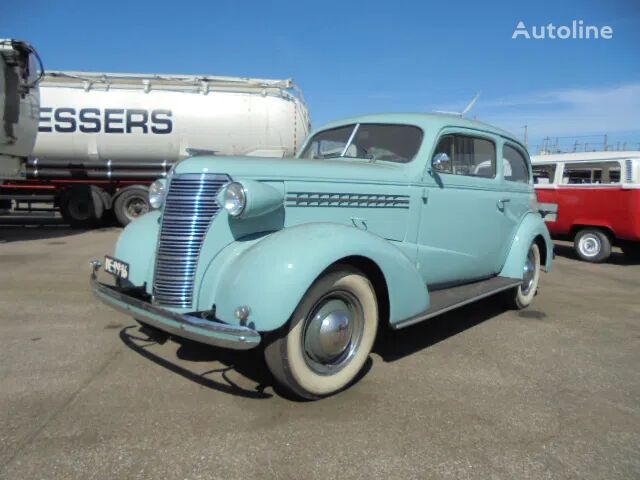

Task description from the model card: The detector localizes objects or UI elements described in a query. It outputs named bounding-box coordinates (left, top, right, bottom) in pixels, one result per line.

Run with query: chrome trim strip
left=341, top=123, right=360, bottom=157
left=90, top=262, right=260, bottom=350
left=286, top=192, right=410, bottom=209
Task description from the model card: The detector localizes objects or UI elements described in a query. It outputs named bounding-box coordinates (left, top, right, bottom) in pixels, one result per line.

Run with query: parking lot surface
left=1, top=219, right=639, bottom=479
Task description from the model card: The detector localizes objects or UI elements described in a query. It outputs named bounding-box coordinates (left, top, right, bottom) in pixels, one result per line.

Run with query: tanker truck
left=0, top=70, right=310, bottom=226
left=0, top=39, right=42, bottom=183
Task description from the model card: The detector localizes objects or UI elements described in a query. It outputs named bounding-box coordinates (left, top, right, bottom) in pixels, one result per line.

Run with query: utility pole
left=523, top=125, right=528, bottom=147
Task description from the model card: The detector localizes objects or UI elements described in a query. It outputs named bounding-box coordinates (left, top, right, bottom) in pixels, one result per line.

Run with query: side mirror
left=431, top=152, right=450, bottom=171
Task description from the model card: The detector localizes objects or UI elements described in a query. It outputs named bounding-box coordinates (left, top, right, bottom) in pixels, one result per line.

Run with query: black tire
left=59, top=186, right=105, bottom=228
left=573, top=228, right=611, bottom=263
left=621, top=242, right=640, bottom=260
left=503, top=242, right=541, bottom=310
left=264, top=267, right=378, bottom=400
left=113, top=186, right=150, bottom=226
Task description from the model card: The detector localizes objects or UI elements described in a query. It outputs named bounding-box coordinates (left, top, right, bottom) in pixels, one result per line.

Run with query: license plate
left=104, top=256, right=130, bottom=280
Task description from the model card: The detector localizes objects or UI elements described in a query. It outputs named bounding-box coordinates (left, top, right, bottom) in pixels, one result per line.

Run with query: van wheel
left=503, top=242, right=541, bottom=310
left=264, top=267, right=378, bottom=400
left=114, top=186, right=149, bottom=226
left=574, top=228, right=611, bottom=263
left=59, top=186, right=105, bottom=228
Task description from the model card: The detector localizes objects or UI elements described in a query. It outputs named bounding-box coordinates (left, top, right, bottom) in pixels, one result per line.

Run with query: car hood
left=173, top=155, right=415, bottom=184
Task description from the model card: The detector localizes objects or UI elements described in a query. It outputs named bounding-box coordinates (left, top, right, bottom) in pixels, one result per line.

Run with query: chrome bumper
left=90, top=260, right=260, bottom=350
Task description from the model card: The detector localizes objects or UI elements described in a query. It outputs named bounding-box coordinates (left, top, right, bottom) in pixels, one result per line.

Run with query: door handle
left=497, top=198, right=511, bottom=210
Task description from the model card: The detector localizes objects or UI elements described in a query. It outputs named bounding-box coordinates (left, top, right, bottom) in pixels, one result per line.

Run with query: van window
left=503, top=145, right=530, bottom=183
left=533, top=164, right=557, bottom=184
left=432, top=135, right=496, bottom=178
left=562, top=161, right=622, bottom=185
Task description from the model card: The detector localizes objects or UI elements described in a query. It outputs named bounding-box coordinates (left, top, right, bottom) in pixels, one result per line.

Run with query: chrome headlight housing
left=223, top=182, right=247, bottom=217
left=148, top=179, right=166, bottom=209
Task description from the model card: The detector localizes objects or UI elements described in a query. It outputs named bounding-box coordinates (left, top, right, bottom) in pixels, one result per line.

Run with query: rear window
left=300, top=123, right=423, bottom=163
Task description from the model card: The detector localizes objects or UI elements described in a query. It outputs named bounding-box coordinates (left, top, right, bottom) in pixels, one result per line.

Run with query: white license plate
left=104, top=256, right=130, bottom=280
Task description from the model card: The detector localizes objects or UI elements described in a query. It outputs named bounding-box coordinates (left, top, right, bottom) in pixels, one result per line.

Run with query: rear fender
left=500, top=213, right=554, bottom=278
left=197, top=222, right=428, bottom=331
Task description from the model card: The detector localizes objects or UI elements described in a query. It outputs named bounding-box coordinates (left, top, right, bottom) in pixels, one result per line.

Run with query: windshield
left=299, top=123, right=423, bottom=163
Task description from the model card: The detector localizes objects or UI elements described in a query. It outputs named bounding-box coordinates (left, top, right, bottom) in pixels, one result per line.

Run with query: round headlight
left=148, top=179, right=166, bottom=209
left=224, top=182, right=246, bottom=217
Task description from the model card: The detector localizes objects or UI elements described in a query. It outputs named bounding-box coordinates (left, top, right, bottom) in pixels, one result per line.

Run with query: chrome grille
left=153, top=173, right=230, bottom=308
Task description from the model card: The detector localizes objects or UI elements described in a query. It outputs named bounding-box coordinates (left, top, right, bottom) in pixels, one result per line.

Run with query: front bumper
left=90, top=260, right=261, bottom=350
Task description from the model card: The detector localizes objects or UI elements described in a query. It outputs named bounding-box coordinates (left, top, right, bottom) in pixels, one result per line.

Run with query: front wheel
left=264, top=267, right=378, bottom=400
left=503, top=242, right=541, bottom=310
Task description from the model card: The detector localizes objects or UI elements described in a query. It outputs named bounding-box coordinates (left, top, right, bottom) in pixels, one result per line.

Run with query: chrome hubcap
left=521, top=247, right=537, bottom=295
left=579, top=235, right=600, bottom=257
left=302, top=292, right=363, bottom=375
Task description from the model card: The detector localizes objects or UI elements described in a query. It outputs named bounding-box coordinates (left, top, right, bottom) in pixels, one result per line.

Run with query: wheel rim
left=301, top=290, right=364, bottom=375
left=579, top=234, right=601, bottom=258
left=521, top=246, right=538, bottom=295
left=124, top=195, right=149, bottom=221
left=69, top=199, right=90, bottom=220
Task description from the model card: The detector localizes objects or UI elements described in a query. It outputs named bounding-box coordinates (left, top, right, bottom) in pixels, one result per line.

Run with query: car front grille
left=153, top=173, right=230, bottom=308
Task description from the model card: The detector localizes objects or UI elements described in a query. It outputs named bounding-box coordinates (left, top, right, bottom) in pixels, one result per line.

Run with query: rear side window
left=533, top=164, right=557, bottom=184
left=562, top=161, right=622, bottom=184
left=503, top=144, right=530, bottom=183
left=432, top=134, right=496, bottom=178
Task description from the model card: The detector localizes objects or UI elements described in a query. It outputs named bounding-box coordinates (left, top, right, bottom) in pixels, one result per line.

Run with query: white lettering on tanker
left=38, top=107, right=173, bottom=134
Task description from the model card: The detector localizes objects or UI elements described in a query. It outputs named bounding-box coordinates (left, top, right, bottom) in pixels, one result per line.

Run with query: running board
left=393, top=276, right=522, bottom=329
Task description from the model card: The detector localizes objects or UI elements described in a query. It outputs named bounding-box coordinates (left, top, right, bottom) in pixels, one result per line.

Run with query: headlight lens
left=224, top=182, right=246, bottom=217
left=148, top=179, right=166, bottom=209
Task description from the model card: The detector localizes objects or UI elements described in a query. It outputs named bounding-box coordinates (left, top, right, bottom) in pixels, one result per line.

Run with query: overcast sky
left=3, top=0, right=639, bottom=152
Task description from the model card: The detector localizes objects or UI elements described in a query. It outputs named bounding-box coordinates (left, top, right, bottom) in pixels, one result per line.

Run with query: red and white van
left=532, top=151, right=640, bottom=263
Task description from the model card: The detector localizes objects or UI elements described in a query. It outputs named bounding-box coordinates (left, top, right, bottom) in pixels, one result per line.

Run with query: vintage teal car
left=91, top=113, right=553, bottom=399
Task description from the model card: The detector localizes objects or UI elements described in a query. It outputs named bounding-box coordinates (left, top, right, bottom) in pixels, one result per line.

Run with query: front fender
left=114, top=210, right=160, bottom=290
left=500, top=213, right=554, bottom=279
left=198, top=222, right=428, bottom=331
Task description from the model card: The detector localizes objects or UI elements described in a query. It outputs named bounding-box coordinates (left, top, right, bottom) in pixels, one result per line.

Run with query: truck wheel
left=503, top=242, right=541, bottom=310
left=621, top=242, right=640, bottom=261
left=264, top=267, right=378, bottom=400
left=59, top=186, right=105, bottom=228
left=113, top=186, right=149, bottom=226
left=574, top=228, right=611, bottom=263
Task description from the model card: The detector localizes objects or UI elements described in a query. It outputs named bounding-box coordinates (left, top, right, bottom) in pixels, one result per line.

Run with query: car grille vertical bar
left=153, top=173, right=230, bottom=308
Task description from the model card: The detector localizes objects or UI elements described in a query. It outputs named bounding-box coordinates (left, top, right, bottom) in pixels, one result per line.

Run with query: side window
left=532, top=164, right=557, bottom=184
left=562, top=161, right=622, bottom=184
left=503, top=144, right=530, bottom=183
left=432, top=134, right=496, bottom=178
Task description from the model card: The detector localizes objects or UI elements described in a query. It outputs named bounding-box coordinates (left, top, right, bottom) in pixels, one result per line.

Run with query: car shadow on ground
left=374, top=296, right=509, bottom=362
left=119, top=296, right=513, bottom=400
left=552, top=242, right=639, bottom=266
left=119, top=325, right=276, bottom=399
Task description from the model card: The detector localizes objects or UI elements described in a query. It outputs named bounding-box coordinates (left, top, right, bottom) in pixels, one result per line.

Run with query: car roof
left=316, top=112, right=524, bottom=149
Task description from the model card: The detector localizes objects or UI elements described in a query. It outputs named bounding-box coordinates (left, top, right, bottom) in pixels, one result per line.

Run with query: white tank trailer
left=0, top=39, right=41, bottom=181
left=3, top=70, right=310, bottom=226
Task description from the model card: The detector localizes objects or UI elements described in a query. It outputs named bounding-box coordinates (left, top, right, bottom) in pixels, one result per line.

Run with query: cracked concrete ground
left=0, top=218, right=639, bottom=479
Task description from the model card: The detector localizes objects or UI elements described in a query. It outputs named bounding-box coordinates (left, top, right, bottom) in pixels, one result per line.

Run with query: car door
left=499, top=141, right=535, bottom=258
left=416, top=129, right=515, bottom=286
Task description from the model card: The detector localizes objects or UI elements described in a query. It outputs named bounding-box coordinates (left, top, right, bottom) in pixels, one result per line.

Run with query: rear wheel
left=264, top=267, right=378, bottom=400
left=503, top=242, right=541, bottom=310
left=574, top=228, right=611, bottom=263
left=59, top=186, right=105, bottom=228
left=113, top=186, right=150, bottom=226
